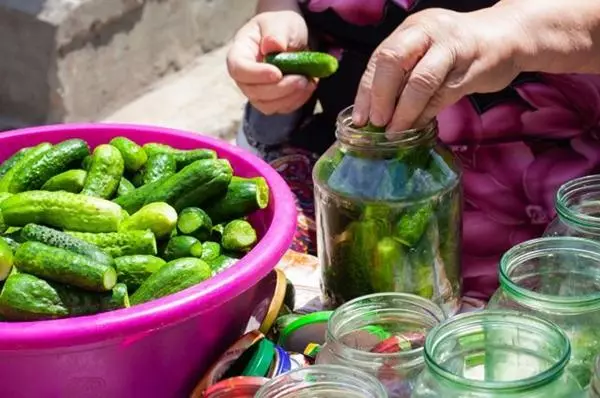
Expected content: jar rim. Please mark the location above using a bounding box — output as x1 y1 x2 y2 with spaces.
555 175 600 231
499 236 600 312
424 310 571 392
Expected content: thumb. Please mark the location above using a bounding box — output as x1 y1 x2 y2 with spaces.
258 15 305 56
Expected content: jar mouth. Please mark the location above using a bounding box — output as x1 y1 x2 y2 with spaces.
499 237 600 312
335 105 438 149
425 311 571 392
556 175 600 232
327 293 446 363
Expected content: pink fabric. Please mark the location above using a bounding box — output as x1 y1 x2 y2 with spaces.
305 0 415 25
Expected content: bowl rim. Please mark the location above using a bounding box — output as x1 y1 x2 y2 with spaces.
0 123 297 349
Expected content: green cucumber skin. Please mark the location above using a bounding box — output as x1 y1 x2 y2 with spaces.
120 202 178 239
109 137 148 172
0 192 12 234
142 153 177 185
265 52 339 78
9 139 89 193
20 224 114 267
130 257 211 305
113 178 166 214
115 255 166 292
144 159 232 211
208 254 239 275
177 207 213 240
49 282 130 316
0 143 53 192
66 230 158 257
142 143 217 169
0 236 14 281
15 241 117 292
205 177 270 224
200 241 221 262
117 177 135 197
163 236 201 261
0 148 29 178
81 144 125 199
0 273 69 320
81 155 93 171
0 236 20 253
221 220 258 252
41 169 87 193
1 191 124 233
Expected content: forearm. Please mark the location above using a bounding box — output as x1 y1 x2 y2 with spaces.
257 0 300 13
496 0 600 74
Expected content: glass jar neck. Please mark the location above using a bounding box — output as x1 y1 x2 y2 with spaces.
255 365 387 398
499 237 600 313
555 175 600 235
326 293 445 367
424 311 571 393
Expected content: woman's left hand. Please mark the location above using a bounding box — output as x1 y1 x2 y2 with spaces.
352 6 526 131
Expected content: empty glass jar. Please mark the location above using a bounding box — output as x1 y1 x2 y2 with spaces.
254 365 388 398
315 293 446 397
313 106 463 314
411 310 585 397
488 236 600 386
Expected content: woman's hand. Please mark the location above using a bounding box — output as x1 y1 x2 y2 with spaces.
352 7 525 131
227 10 316 115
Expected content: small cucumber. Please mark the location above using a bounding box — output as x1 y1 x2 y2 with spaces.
0 192 12 233
0 148 30 178
204 177 269 223
130 257 212 305
20 224 114 267
130 171 145 188
9 139 89 193
51 282 130 316
41 169 87 193
208 253 239 275
81 155 93 171
177 207 213 241
117 177 136 197
0 237 14 281
15 241 117 292
113 178 167 214
109 137 148 172
0 143 53 192
66 230 157 257
1 191 124 233
81 144 125 199
163 236 202 261
142 143 217 169
200 241 221 262
221 220 258 252
115 255 166 292
265 51 339 78
0 236 20 253
142 153 177 185
0 273 69 320
120 202 178 239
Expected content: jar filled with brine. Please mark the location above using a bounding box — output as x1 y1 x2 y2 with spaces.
411 311 585 398
589 355 600 398
313 106 462 314
544 175 600 239
315 293 446 397
254 365 388 398
488 237 600 386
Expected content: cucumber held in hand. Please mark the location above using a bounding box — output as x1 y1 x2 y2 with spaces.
265 51 339 78
120 202 178 239
15 241 117 292
142 153 177 185
41 169 87 193
1 191 124 232
109 137 148 172
163 235 202 261
0 143 52 192
81 144 125 199
115 255 166 292
177 207 213 241
66 230 157 257
205 177 269 224
130 257 212 305
221 219 257 252
0 237 13 281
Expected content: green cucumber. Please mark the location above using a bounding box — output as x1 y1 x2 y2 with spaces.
1 191 124 232
142 143 217 169
142 153 176 185
265 51 339 78
81 155 93 171
20 224 114 267
130 257 211 305
221 220 258 252
208 253 239 275
200 241 221 262
81 144 125 199
41 169 87 193
51 282 130 316
113 178 166 214
66 230 157 257
177 207 213 241
9 139 89 193
0 192 12 233
0 236 20 253
145 159 232 211
115 255 166 292
120 202 178 239
0 273 69 320
0 237 14 281
163 236 201 261
204 177 269 223
15 241 117 292
0 148 30 178
117 177 135 197
0 143 53 192
130 171 145 188
109 137 148 172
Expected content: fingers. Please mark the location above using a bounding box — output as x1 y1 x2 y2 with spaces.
240 75 314 102
413 70 466 128
253 82 317 115
259 12 308 56
227 27 282 85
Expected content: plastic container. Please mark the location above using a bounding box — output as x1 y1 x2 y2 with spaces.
488 237 600 386
313 106 462 314
316 293 445 397
411 311 585 398
0 124 297 398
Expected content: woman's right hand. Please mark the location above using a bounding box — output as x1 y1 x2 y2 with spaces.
227 11 316 115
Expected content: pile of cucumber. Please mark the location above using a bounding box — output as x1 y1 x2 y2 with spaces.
0 137 270 321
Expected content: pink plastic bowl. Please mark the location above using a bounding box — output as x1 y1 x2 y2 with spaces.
0 124 297 398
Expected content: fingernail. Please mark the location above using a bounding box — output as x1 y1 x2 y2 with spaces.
352 109 365 125
370 112 384 127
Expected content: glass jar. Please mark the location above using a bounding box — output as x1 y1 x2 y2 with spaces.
590 355 600 398
315 293 446 397
254 365 388 398
544 175 600 238
313 106 463 314
488 237 600 386
411 310 585 398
